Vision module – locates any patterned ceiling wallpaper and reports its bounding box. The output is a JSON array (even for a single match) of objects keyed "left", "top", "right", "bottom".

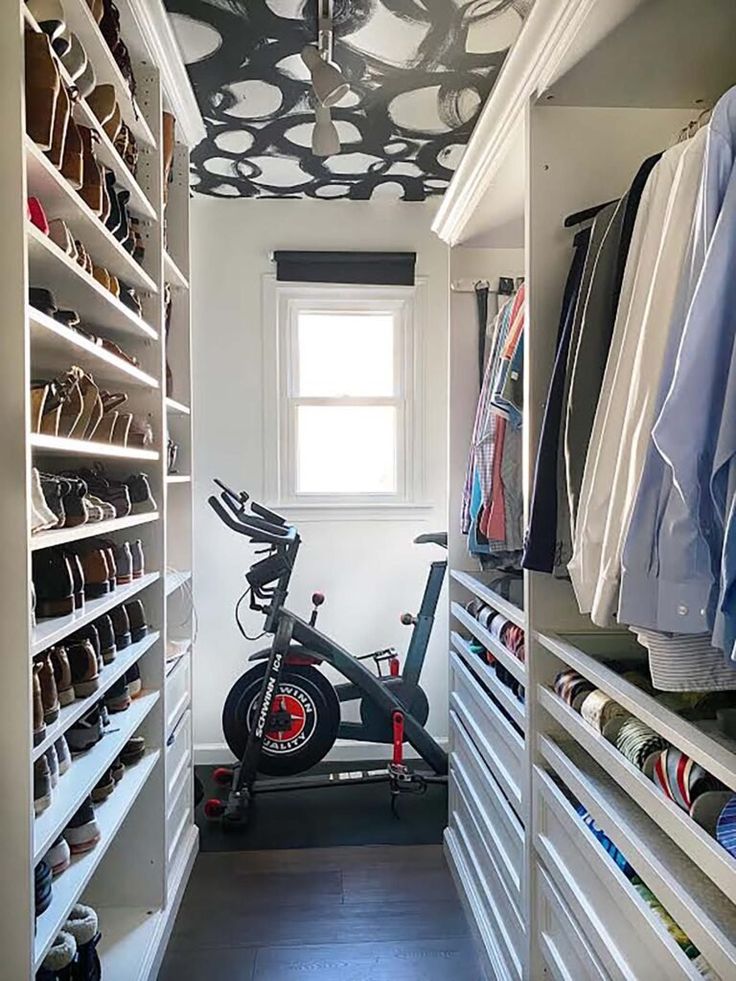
[{"left": 165, "top": 0, "right": 534, "bottom": 200}]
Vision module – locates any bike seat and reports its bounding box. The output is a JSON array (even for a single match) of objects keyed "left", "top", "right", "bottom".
[{"left": 414, "top": 532, "right": 447, "bottom": 548}]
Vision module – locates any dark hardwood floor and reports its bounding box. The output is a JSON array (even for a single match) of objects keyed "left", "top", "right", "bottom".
[{"left": 158, "top": 844, "right": 482, "bottom": 980}]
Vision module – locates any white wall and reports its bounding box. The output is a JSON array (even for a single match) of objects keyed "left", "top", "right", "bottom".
[{"left": 189, "top": 198, "right": 450, "bottom": 761}]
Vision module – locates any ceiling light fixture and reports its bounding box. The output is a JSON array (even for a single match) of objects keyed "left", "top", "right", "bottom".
[{"left": 301, "top": 0, "right": 349, "bottom": 156}]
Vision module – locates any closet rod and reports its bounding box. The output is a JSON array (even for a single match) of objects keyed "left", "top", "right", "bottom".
[
  {"left": 451, "top": 277, "right": 518, "bottom": 294},
  {"left": 563, "top": 198, "right": 617, "bottom": 228}
]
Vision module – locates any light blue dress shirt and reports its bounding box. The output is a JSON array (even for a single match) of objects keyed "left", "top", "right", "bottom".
[{"left": 619, "top": 86, "right": 736, "bottom": 638}]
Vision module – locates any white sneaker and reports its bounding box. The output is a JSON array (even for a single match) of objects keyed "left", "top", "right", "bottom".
[{"left": 31, "top": 467, "right": 59, "bottom": 533}]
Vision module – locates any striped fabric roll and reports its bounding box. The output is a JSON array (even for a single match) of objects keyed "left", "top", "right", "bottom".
[{"left": 716, "top": 795, "right": 736, "bottom": 857}]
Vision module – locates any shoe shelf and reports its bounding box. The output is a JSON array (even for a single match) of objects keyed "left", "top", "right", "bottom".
[
  {"left": 165, "top": 569, "right": 191, "bottom": 597},
  {"left": 26, "top": 222, "right": 158, "bottom": 340},
  {"left": 166, "top": 474, "right": 191, "bottom": 484},
  {"left": 451, "top": 569, "right": 525, "bottom": 629},
  {"left": 538, "top": 683, "right": 736, "bottom": 904},
  {"left": 34, "top": 748, "right": 159, "bottom": 970},
  {"left": 165, "top": 396, "right": 190, "bottom": 415},
  {"left": 25, "top": 138, "right": 158, "bottom": 294},
  {"left": 539, "top": 735, "right": 736, "bottom": 979},
  {"left": 33, "top": 630, "right": 160, "bottom": 762},
  {"left": 165, "top": 639, "right": 191, "bottom": 671},
  {"left": 31, "top": 510, "right": 159, "bottom": 552},
  {"left": 29, "top": 308, "right": 158, "bottom": 390},
  {"left": 59, "top": 0, "right": 157, "bottom": 151},
  {"left": 164, "top": 250, "right": 189, "bottom": 291},
  {"left": 31, "top": 571, "right": 159, "bottom": 656},
  {"left": 30, "top": 432, "right": 159, "bottom": 462},
  {"left": 34, "top": 689, "right": 159, "bottom": 863},
  {"left": 451, "top": 601, "right": 526, "bottom": 685},
  {"left": 451, "top": 630, "right": 525, "bottom": 729}
]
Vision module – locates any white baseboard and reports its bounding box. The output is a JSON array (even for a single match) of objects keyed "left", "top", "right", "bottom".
[{"left": 194, "top": 736, "right": 449, "bottom": 767}]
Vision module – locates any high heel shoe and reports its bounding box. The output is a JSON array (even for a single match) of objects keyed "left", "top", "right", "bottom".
[{"left": 24, "top": 32, "right": 60, "bottom": 152}]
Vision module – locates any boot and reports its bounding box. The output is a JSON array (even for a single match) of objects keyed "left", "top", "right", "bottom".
[
  {"left": 24, "top": 32, "right": 60, "bottom": 151},
  {"left": 162, "top": 111, "right": 176, "bottom": 203},
  {"left": 61, "top": 118, "right": 83, "bottom": 189},
  {"left": 45, "top": 81, "right": 70, "bottom": 170}
]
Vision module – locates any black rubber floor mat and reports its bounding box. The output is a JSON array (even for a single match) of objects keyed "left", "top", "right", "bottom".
[{"left": 195, "top": 762, "right": 448, "bottom": 852}]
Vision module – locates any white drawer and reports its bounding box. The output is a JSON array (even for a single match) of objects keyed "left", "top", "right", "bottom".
[
  {"left": 166, "top": 708, "right": 192, "bottom": 803},
  {"left": 450, "top": 651, "right": 523, "bottom": 811},
  {"left": 537, "top": 863, "right": 610, "bottom": 981},
  {"left": 450, "top": 776, "right": 523, "bottom": 980},
  {"left": 166, "top": 651, "right": 190, "bottom": 737},
  {"left": 534, "top": 767, "right": 697, "bottom": 980},
  {"left": 166, "top": 765, "right": 192, "bottom": 868},
  {"left": 450, "top": 709, "right": 524, "bottom": 903}
]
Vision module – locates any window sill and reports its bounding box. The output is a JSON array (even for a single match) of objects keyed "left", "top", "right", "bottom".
[{"left": 266, "top": 502, "right": 437, "bottom": 522}]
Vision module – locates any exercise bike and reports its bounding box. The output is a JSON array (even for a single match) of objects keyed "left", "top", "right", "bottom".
[{"left": 204, "top": 478, "right": 448, "bottom": 827}]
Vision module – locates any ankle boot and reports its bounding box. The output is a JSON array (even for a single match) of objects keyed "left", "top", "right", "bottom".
[
  {"left": 24, "top": 32, "right": 60, "bottom": 151},
  {"left": 162, "top": 111, "right": 176, "bottom": 203},
  {"left": 104, "top": 169, "right": 121, "bottom": 235},
  {"left": 45, "top": 81, "right": 71, "bottom": 170},
  {"left": 114, "top": 189, "right": 130, "bottom": 243}
]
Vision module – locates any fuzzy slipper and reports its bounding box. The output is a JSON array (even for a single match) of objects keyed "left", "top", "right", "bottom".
[
  {"left": 64, "top": 904, "right": 98, "bottom": 946},
  {"left": 41, "top": 931, "right": 76, "bottom": 971}
]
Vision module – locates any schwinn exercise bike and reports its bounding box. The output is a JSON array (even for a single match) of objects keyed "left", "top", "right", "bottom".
[{"left": 204, "top": 478, "right": 448, "bottom": 827}]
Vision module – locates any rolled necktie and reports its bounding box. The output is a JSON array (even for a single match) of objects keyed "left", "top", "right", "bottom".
[
  {"left": 652, "top": 748, "right": 711, "bottom": 810},
  {"left": 615, "top": 717, "right": 668, "bottom": 770},
  {"left": 716, "top": 795, "right": 736, "bottom": 857},
  {"left": 581, "top": 689, "right": 628, "bottom": 733},
  {"left": 554, "top": 669, "right": 580, "bottom": 699},
  {"left": 554, "top": 669, "right": 596, "bottom": 709}
]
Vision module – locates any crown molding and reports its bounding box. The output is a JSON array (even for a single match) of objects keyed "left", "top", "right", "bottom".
[
  {"left": 126, "top": 0, "right": 206, "bottom": 149},
  {"left": 431, "top": 0, "right": 601, "bottom": 246}
]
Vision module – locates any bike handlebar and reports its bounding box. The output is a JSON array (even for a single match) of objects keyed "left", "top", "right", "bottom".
[{"left": 208, "top": 489, "right": 296, "bottom": 547}]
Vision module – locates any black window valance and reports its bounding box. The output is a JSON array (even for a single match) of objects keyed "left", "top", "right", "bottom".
[{"left": 273, "top": 251, "right": 416, "bottom": 286}]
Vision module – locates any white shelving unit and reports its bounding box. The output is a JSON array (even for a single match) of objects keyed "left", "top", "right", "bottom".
[
  {"left": 0, "top": 2, "right": 204, "bottom": 977},
  {"left": 438, "top": 1, "right": 736, "bottom": 978}
]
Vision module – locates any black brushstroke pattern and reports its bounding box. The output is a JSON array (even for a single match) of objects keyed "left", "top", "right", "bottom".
[{"left": 165, "top": 0, "right": 532, "bottom": 199}]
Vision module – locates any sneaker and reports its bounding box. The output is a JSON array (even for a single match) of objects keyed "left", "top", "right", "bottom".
[
  {"left": 125, "top": 473, "right": 156, "bottom": 513},
  {"left": 34, "top": 756, "right": 52, "bottom": 815},
  {"left": 63, "top": 797, "right": 100, "bottom": 854},
  {"left": 91, "top": 768, "right": 115, "bottom": 803},
  {"left": 110, "top": 605, "right": 131, "bottom": 649},
  {"left": 55, "top": 735, "right": 71, "bottom": 775},
  {"left": 67, "top": 705, "right": 103, "bottom": 754},
  {"left": 34, "top": 859, "right": 53, "bottom": 919},
  {"left": 104, "top": 676, "right": 130, "bottom": 713},
  {"left": 120, "top": 735, "right": 145, "bottom": 766},
  {"left": 67, "top": 639, "right": 100, "bottom": 698},
  {"left": 64, "top": 905, "right": 101, "bottom": 981},
  {"left": 46, "top": 835, "right": 71, "bottom": 877},
  {"left": 49, "top": 646, "right": 74, "bottom": 706},
  {"left": 124, "top": 599, "right": 147, "bottom": 642},
  {"left": 125, "top": 661, "right": 142, "bottom": 698},
  {"left": 38, "top": 653, "right": 60, "bottom": 724},
  {"left": 45, "top": 744, "right": 59, "bottom": 789},
  {"left": 87, "top": 494, "right": 116, "bottom": 521},
  {"left": 31, "top": 467, "right": 59, "bottom": 533},
  {"left": 94, "top": 614, "right": 116, "bottom": 664},
  {"left": 81, "top": 495, "right": 104, "bottom": 523},
  {"left": 130, "top": 539, "right": 144, "bottom": 579}
]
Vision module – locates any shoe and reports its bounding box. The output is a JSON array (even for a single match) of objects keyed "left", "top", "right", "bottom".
[
  {"left": 34, "top": 756, "right": 52, "bottom": 816},
  {"left": 66, "top": 552, "right": 85, "bottom": 611},
  {"left": 65, "top": 904, "right": 101, "bottom": 981},
  {"left": 111, "top": 758, "right": 124, "bottom": 783},
  {"left": 121, "top": 735, "right": 145, "bottom": 766},
  {"left": 118, "top": 281, "right": 142, "bottom": 317},
  {"left": 46, "top": 835, "right": 71, "bottom": 877},
  {"left": 114, "top": 189, "right": 131, "bottom": 244},
  {"left": 87, "top": 83, "right": 116, "bottom": 131},
  {"left": 63, "top": 797, "right": 100, "bottom": 854},
  {"left": 34, "top": 858, "right": 53, "bottom": 918},
  {"left": 124, "top": 599, "right": 147, "bottom": 642},
  {"left": 28, "top": 196, "right": 49, "bottom": 234},
  {"left": 67, "top": 639, "right": 100, "bottom": 697},
  {"left": 162, "top": 111, "right": 176, "bottom": 203},
  {"left": 125, "top": 661, "right": 142, "bottom": 698},
  {"left": 38, "top": 930, "right": 76, "bottom": 980},
  {"left": 78, "top": 126, "right": 103, "bottom": 214},
  {"left": 67, "top": 705, "right": 103, "bottom": 754},
  {"left": 60, "top": 117, "right": 84, "bottom": 189},
  {"left": 31, "top": 467, "right": 60, "bottom": 533},
  {"left": 85, "top": 494, "right": 116, "bottom": 522},
  {"left": 46, "top": 744, "right": 59, "bottom": 788},
  {"left": 104, "top": 676, "right": 130, "bottom": 713},
  {"left": 27, "top": 0, "right": 66, "bottom": 38},
  {"left": 94, "top": 614, "right": 116, "bottom": 664},
  {"left": 33, "top": 663, "right": 47, "bottom": 745},
  {"left": 125, "top": 473, "right": 156, "bottom": 514},
  {"left": 45, "top": 80, "right": 71, "bottom": 170},
  {"left": 110, "top": 605, "right": 131, "bottom": 649},
  {"left": 29, "top": 287, "right": 57, "bottom": 318},
  {"left": 32, "top": 550, "right": 74, "bottom": 618},
  {"left": 24, "top": 31, "right": 60, "bottom": 151},
  {"left": 71, "top": 622, "right": 102, "bottom": 671},
  {"left": 129, "top": 539, "right": 144, "bottom": 579},
  {"left": 91, "top": 768, "right": 115, "bottom": 803},
  {"left": 127, "top": 415, "right": 154, "bottom": 449},
  {"left": 38, "top": 653, "right": 60, "bottom": 723},
  {"left": 55, "top": 735, "right": 71, "bottom": 775},
  {"left": 112, "top": 541, "right": 132, "bottom": 584},
  {"left": 68, "top": 466, "right": 131, "bottom": 518},
  {"left": 103, "top": 169, "right": 121, "bottom": 235},
  {"left": 48, "top": 219, "right": 77, "bottom": 258},
  {"left": 37, "top": 472, "right": 65, "bottom": 529},
  {"left": 59, "top": 33, "right": 87, "bottom": 82},
  {"left": 74, "top": 547, "right": 111, "bottom": 599},
  {"left": 49, "top": 646, "right": 75, "bottom": 706},
  {"left": 76, "top": 57, "right": 97, "bottom": 101}
]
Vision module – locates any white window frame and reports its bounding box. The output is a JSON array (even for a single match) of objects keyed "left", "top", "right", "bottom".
[{"left": 262, "top": 276, "right": 429, "bottom": 518}]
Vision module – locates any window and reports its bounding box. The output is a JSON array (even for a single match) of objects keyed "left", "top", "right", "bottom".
[{"left": 263, "top": 280, "right": 426, "bottom": 511}]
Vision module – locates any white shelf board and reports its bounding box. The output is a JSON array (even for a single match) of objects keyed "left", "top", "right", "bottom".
[
  {"left": 166, "top": 474, "right": 190, "bottom": 484},
  {"left": 33, "top": 631, "right": 160, "bottom": 762},
  {"left": 30, "top": 433, "right": 159, "bottom": 461},
  {"left": 538, "top": 685, "right": 736, "bottom": 905},
  {"left": 60, "top": 0, "right": 157, "bottom": 149},
  {"left": 451, "top": 630, "right": 525, "bottom": 729},
  {"left": 451, "top": 602, "right": 526, "bottom": 685},
  {"left": 451, "top": 569, "right": 525, "bottom": 629},
  {"left": 25, "top": 139, "right": 157, "bottom": 294},
  {"left": 96, "top": 905, "right": 162, "bottom": 981},
  {"left": 165, "top": 639, "right": 191, "bottom": 673},
  {"left": 540, "top": 735, "right": 736, "bottom": 980},
  {"left": 26, "top": 223, "right": 157, "bottom": 340},
  {"left": 34, "top": 749, "right": 159, "bottom": 970},
  {"left": 536, "top": 629, "right": 736, "bottom": 794},
  {"left": 163, "top": 251, "right": 189, "bottom": 290},
  {"left": 34, "top": 690, "right": 160, "bottom": 863},
  {"left": 165, "top": 570, "right": 191, "bottom": 597},
  {"left": 32, "top": 572, "right": 159, "bottom": 656},
  {"left": 29, "top": 307, "right": 158, "bottom": 387},
  {"left": 165, "top": 397, "right": 190, "bottom": 416},
  {"left": 31, "top": 511, "right": 158, "bottom": 552}
]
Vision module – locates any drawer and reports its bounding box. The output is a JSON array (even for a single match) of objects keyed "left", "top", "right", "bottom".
[
  {"left": 537, "top": 863, "right": 609, "bottom": 981},
  {"left": 534, "top": 767, "right": 698, "bottom": 980},
  {"left": 166, "top": 651, "right": 191, "bottom": 736},
  {"left": 450, "top": 651, "right": 523, "bottom": 810},
  {"left": 450, "top": 709, "right": 524, "bottom": 901},
  {"left": 167, "top": 765, "right": 193, "bottom": 868},
  {"left": 450, "top": 776, "right": 523, "bottom": 980},
  {"left": 166, "top": 708, "right": 192, "bottom": 803}
]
